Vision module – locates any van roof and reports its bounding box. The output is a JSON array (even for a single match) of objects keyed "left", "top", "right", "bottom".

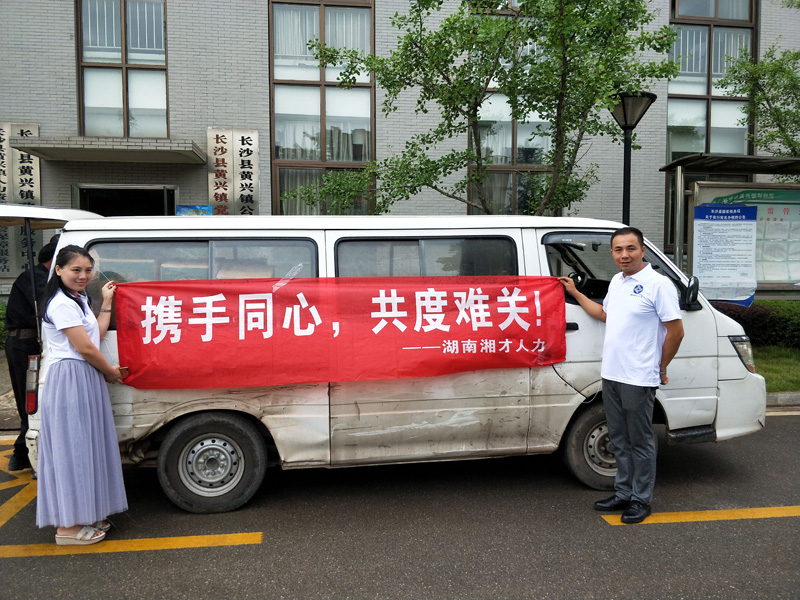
[
  {"left": 63, "top": 214, "right": 624, "bottom": 232},
  {"left": 0, "top": 203, "right": 101, "bottom": 230}
]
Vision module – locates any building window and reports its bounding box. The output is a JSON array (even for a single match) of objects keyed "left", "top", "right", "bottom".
[
  {"left": 79, "top": 0, "right": 167, "bottom": 138},
  {"left": 271, "top": 1, "right": 373, "bottom": 214},
  {"left": 673, "top": 0, "right": 750, "bottom": 20},
  {"left": 470, "top": 93, "right": 550, "bottom": 215},
  {"left": 665, "top": 0, "right": 755, "bottom": 247},
  {"left": 667, "top": 1, "right": 753, "bottom": 162}
]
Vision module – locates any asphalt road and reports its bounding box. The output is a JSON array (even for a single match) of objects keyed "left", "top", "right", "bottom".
[{"left": 1, "top": 413, "right": 798, "bottom": 600}]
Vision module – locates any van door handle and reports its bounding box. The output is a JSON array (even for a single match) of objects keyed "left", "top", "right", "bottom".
[{"left": 566, "top": 322, "right": 579, "bottom": 331}]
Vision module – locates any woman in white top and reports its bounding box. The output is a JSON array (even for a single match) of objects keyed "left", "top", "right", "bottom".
[{"left": 36, "top": 245, "right": 128, "bottom": 546}]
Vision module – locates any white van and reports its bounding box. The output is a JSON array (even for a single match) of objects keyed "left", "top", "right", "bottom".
[{"left": 8, "top": 209, "right": 765, "bottom": 513}]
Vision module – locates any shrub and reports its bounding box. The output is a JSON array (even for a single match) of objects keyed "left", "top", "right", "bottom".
[
  {"left": 711, "top": 300, "right": 800, "bottom": 348},
  {"left": 762, "top": 300, "right": 800, "bottom": 349}
]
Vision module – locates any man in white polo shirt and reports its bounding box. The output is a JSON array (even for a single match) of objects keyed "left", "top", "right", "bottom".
[{"left": 559, "top": 226, "right": 684, "bottom": 524}]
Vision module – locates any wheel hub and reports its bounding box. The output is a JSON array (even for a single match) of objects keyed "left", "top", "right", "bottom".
[
  {"left": 178, "top": 434, "right": 245, "bottom": 497},
  {"left": 584, "top": 422, "right": 616, "bottom": 475}
]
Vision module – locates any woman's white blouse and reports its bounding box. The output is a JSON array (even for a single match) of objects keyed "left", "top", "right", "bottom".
[{"left": 42, "top": 289, "right": 100, "bottom": 362}]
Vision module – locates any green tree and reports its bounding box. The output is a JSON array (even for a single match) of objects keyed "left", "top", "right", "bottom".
[
  {"left": 720, "top": 46, "right": 800, "bottom": 170},
  {"left": 292, "top": 0, "right": 676, "bottom": 215}
]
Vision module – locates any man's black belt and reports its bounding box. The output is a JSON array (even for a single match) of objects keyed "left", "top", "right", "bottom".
[{"left": 6, "top": 329, "right": 38, "bottom": 339}]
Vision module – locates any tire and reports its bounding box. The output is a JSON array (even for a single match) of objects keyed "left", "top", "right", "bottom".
[
  {"left": 562, "top": 403, "right": 616, "bottom": 490},
  {"left": 157, "top": 412, "right": 267, "bottom": 514}
]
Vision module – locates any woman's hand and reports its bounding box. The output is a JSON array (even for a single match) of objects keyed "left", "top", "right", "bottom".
[
  {"left": 100, "top": 280, "right": 117, "bottom": 303},
  {"left": 104, "top": 365, "right": 124, "bottom": 384}
]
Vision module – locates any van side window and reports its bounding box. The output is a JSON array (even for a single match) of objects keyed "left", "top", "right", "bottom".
[
  {"left": 543, "top": 231, "right": 684, "bottom": 303},
  {"left": 87, "top": 239, "right": 317, "bottom": 327},
  {"left": 544, "top": 232, "right": 616, "bottom": 302},
  {"left": 336, "top": 237, "right": 517, "bottom": 277},
  {"left": 89, "top": 241, "right": 209, "bottom": 286},
  {"left": 211, "top": 240, "right": 316, "bottom": 280}
]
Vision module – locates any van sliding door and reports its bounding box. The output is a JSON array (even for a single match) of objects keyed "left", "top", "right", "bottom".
[{"left": 327, "top": 230, "right": 531, "bottom": 465}]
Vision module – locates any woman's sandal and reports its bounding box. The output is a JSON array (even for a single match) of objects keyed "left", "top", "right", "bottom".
[
  {"left": 55, "top": 525, "right": 106, "bottom": 546},
  {"left": 93, "top": 520, "right": 112, "bottom": 533}
]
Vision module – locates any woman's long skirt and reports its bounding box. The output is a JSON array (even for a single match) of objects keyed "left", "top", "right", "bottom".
[{"left": 36, "top": 359, "right": 128, "bottom": 528}]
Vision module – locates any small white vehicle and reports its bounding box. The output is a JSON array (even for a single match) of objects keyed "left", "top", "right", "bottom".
[{"left": 1, "top": 205, "right": 766, "bottom": 513}]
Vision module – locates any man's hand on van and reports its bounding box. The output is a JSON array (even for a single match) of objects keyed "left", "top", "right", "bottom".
[
  {"left": 558, "top": 276, "right": 578, "bottom": 297},
  {"left": 558, "top": 276, "right": 606, "bottom": 323}
]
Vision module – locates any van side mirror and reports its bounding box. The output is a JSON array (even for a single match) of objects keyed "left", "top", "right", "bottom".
[{"left": 682, "top": 276, "right": 701, "bottom": 311}]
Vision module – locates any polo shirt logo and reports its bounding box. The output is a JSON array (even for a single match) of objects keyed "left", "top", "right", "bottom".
[{"left": 633, "top": 284, "right": 644, "bottom": 294}]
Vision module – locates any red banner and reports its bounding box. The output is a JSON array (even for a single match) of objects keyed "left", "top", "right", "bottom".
[{"left": 115, "top": 276, "right": 566, "bottom": 389}]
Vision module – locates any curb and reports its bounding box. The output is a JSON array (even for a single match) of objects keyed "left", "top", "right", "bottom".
[{"left": 767, "top": 392, "right": 800, "bottom": 408}]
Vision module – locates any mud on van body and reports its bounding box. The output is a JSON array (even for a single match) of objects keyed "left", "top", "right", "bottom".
[{"left": 20, "top": 213, "right": 766, "bottom": 513}]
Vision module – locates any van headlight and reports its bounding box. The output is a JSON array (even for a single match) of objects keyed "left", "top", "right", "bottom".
[{"left": 729, "top": 335, "right": 756, "bottom": 373}]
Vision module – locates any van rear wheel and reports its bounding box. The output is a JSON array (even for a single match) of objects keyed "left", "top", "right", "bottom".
[
  {"left": 562, "top": 403, "right": 616, "bottom": 490},
  {"left": 157, "top": 412, "right": 267, "bottom": 513}
]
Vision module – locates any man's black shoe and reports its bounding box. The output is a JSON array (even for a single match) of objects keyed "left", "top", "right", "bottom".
[
  {"left": 621, "top": 501, "right": 652, "bottom": 524},
  {"left": 593, "top": 495, "right": 630, "bottom": 511},
  {"left": 8, "top": 455, "right": 31, "bottom": 471}
]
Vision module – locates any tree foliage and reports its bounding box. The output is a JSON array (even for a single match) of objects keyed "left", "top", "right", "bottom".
[
  {"left": 291, "top": 0, "right": 676, "bottom": 215},
  {"left": 720, "top": 46, "right": 800, "bottom": 170}
]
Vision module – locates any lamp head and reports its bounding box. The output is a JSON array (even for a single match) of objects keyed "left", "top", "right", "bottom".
[{"left": 610, "top": 92, "right": 657, "bottom": 131}]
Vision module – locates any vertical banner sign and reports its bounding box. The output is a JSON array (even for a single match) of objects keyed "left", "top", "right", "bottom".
[
  {"left": 207, "top": 128, "right": 259, "bottom": 216},
  {"left": 0, "top": 123, "right": 41, "bottom": 274},
  {"left": 0, "top": 123, "right": 10, "bottom": 274},
  {"left": 116, "top": 276, "right": 567, "bottom": 390},
  {"left": 234, "top": 132, "right": 258, "bottom": 215},
  {"left": 207, "top": 129, "right": 231, "bottom": 215},
  {"left": 693, "top": 204, "right": 758, "bottom": 305}
]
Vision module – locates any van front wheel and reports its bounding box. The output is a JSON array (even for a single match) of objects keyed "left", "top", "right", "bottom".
[
  {"left": 157, "top": 412, "right": 267, "bottom": 513},
  {"left": 562, "top": 403, "right": 616, "bottom": 490}
]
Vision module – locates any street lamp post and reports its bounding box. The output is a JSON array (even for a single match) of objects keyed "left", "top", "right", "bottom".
[{"left": 610, "top": 92, "right": 657, "bottom": 225}]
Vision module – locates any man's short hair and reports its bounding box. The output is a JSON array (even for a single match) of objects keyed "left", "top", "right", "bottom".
[
  {"left": 38, "top": 242, "right": 57, "bottom": 264},
  {"left": 611, "top": 226, "right": 644, "bottom": 247}
]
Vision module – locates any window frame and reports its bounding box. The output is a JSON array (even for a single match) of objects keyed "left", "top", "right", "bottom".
[
  {"left": 334, "top": 235, "right": 519, "bottom": 277},
  {"left": 542, "top": 230, "right": 688, "bottom": 305},
  {"left": 77, "top": 0, "right": 170, "bottom": 138},
  {"left": 270, "top": 0, "right": 375, "bottom": 215},
  {"left": 86, "top": 236, "right": 320, "bottom": 328},
  {"left": 664, "top": 0, "right": 756, "bottom": 248},
  {"left": 667, "top": 0, "right": 756, "bottom": 155}
]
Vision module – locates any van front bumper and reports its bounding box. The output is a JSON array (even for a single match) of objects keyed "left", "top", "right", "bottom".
[{"left": 715, "top": 373, "right": 767, "bottom": 441}]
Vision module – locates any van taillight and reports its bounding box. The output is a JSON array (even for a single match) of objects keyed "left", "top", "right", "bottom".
[{"left": 25, "top": 354, "right": 40, "bottom": 414}]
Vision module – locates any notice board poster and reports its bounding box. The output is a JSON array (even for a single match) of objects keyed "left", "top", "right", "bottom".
[
  {"left": 693, "top": 183, "right": 800, "bottom": 287},
  {"left": 693, "top": 204, "right": 757, "bottom": 304}
]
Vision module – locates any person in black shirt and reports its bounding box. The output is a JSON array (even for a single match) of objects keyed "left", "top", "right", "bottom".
[{"left": 4, "top": 241, "right": 57, "bottom": 471}]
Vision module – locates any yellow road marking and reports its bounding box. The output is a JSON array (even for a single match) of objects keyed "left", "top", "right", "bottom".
[
  {"left": 0, "top": 475, "right": 32, "bottom": 491},
  {"left": 603, "top": 505, "right": 800, "bottom": 525},
  {"left": 0, "top": 482, "right": 37, "bottom": 529},
  {"left": 0, "top": 532, "right": 263, "bottom": 558}
]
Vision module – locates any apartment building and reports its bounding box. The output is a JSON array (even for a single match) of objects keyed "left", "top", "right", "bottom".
[{"left": 2, "top": 0, "right": 798, "bottom": 288}]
